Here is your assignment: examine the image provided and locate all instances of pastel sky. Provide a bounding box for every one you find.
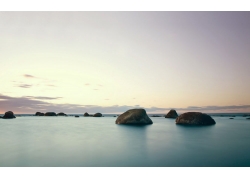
[0,11,250,114]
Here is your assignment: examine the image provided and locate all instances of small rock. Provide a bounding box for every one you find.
[57,112,67,116]
[151,115,161,117]
[93,113,102,117]
[2,111,16,119]
[84,112,90,117]
[45,112,57,116]
[165,109,178,118]
[35,112,44,116]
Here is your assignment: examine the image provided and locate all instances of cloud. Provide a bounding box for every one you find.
[85,83,90,86]
[24,74,35,78]
[17,84,32,88]
[24,96,62,100]
[0,94,250,114]
[47,84,56,87]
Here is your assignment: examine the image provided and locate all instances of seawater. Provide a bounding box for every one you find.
[0,115,250,167]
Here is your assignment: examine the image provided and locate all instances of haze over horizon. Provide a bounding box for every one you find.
[1,12,250,114]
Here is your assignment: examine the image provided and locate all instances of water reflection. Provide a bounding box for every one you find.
[114,124,152,166]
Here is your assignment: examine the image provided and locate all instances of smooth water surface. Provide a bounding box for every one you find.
[1,116,250,167]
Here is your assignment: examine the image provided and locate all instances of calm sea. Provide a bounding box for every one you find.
[0,114,250,167]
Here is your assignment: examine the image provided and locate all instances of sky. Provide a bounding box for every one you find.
[0,11,250,114]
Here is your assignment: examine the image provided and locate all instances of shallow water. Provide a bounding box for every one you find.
[0,116,250,167]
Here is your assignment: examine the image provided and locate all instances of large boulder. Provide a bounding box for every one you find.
[35,112,44,116]
[93,113,102,117]
[115,109,153,125]
[83,112,90,116]
[2,111,16,119]
[57,112,67,116]
[165,109,178,118]
[176,112,216,125]
[45,112,57,116]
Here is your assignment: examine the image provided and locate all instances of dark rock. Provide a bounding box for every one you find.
[151,115,161,117]
[0,116,2,118]
[75,115,79,118]
[35,112,44,116]
[175,112,216,125]
[57,112,67,116]
[45,112,57,116]
[246,118,250,120]
[93,113,102,117]
[84,112,90,117]
[230,118,234,119]
[115,109,153,125]
[2,111,16,119]
[165,109,178,118]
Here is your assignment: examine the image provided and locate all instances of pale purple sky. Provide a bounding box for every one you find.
[0,12,250,113]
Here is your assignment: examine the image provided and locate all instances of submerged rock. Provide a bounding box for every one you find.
[165,109,178,118]
[246,118,250,120]
[176,112,216,125]
[2,111,16,119]
[93,113,102,117]
[83,112,90,117]
[45,112,57,116]
[75,115,79,118]
[35,112,44,116]
[57,112,67,116]
[115,109,153,125]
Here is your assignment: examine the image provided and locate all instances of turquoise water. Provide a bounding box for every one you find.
[0,115,250,167]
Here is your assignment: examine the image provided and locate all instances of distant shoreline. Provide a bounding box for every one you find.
[1,112,250,117]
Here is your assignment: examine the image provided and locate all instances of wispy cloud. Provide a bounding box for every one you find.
[85,83,90,86]
[24,74,36,78]
[47,84,56,87]
[24,96,62,100]
[17,84,32,88]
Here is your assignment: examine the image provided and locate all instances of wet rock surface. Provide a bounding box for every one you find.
[115,109,153,125]
[176,112,216,125]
